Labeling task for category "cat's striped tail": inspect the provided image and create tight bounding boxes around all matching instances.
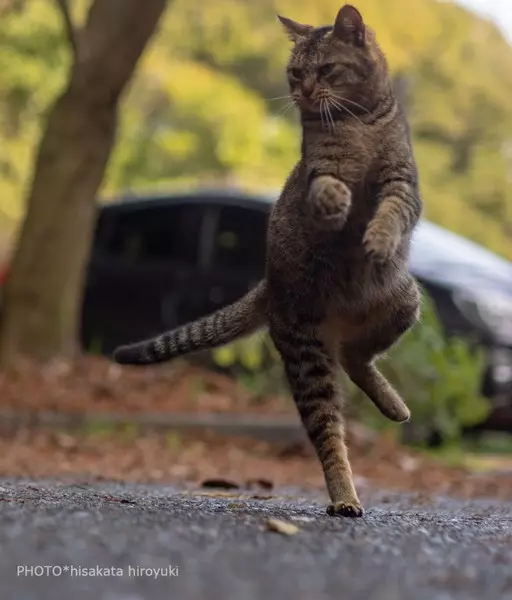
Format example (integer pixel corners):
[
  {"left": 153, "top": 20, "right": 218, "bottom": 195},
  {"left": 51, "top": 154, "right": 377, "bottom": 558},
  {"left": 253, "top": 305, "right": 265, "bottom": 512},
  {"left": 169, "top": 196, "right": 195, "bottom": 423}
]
[{"left": 112, "top": 280, "right": 267, "bottom": 366}]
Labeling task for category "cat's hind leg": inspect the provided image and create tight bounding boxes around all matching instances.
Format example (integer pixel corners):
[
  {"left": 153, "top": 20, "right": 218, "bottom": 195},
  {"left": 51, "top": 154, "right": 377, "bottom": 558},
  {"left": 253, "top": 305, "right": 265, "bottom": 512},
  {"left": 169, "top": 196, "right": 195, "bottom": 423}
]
[
  {"left": 340, "top": 289, "right": 420, "bottom": 423},
  {"left": 271, "top": 324, "right": 363, "bottom": 517}
]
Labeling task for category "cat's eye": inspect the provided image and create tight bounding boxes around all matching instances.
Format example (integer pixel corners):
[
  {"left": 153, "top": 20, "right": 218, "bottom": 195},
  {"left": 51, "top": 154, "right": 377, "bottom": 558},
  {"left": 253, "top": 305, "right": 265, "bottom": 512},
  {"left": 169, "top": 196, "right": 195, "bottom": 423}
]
[
  {"left": 318, "top": 62, "right": 335, "bottom": 77},
  {"left": 289, "top": 67, "right": 303, "bottom": 80}
]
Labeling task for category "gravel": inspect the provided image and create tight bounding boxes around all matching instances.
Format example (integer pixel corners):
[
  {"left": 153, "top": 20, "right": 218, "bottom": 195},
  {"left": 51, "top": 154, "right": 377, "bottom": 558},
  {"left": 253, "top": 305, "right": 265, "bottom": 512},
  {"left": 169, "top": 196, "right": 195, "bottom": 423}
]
[{"left": 0, "top": 479, "right": 511, "bottom": 600}]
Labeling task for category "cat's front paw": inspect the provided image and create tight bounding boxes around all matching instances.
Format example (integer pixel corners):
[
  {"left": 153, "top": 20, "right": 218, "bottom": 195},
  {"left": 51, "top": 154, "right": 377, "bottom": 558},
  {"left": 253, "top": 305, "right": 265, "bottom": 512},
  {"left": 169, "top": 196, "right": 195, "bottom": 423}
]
[
  {"left": 363, "top": 223, "right": 400, "bottom": 262},
  {"left": 308, "top": 175, "right": 352, "bottom": 230}
]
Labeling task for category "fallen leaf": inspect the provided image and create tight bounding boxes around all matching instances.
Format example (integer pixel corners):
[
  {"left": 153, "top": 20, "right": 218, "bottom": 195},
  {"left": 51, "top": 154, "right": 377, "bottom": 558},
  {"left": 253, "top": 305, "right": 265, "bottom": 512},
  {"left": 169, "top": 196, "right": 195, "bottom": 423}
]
[
  {"left": 398, "top": 456, "right": 420, "bottom": 473},
  {"left": 266, "top": 518, "right": 300, "bottom": 536},
  {"left": 246, "top": 478, "right": 273, "bottom": 491},
  {"left": 200, "top": 478, "right": 240, "bottom": 490}
]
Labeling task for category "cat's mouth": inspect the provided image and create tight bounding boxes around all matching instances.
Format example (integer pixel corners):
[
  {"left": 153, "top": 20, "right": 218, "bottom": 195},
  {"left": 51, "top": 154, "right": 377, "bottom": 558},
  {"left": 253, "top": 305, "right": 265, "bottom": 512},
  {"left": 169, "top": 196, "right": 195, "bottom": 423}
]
[
  {"left": 297, "top": 95, "right": 337, "bottom": 115},
  {"left": 296, "top": 95, "right": 322, "bottom": 111},
  {"left": 297, "top": 94, "right": 369, "bottom": 122}
]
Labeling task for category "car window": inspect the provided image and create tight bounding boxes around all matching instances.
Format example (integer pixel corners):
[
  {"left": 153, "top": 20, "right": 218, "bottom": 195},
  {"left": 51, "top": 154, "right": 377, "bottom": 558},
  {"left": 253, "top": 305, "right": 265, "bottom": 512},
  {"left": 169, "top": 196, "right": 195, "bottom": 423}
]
[
  {"left": 97, "top": 204, "right": 203, "bottom": 265},
  {"left": 213, "top": 205, "right": 267, "bottom": 273}
]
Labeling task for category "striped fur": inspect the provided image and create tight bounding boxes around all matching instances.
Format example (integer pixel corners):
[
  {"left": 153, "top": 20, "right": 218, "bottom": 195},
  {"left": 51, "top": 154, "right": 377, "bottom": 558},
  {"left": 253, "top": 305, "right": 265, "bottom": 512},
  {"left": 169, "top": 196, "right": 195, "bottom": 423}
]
[
  {"left": 266, "top": 4, "right": 422, "bottom": 517},
  {"left": 113, "top": 280, "right": 267, "bottom": 365},
  {"left": 114, "top": 4, "right": 423, "bottom": 518}
]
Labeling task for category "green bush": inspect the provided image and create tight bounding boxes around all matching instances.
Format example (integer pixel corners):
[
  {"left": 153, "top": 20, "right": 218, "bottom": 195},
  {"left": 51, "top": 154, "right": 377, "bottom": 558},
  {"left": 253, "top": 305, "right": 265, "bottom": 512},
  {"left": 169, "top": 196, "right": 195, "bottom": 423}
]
[
  {"left": 347, "top": 292, "right": 491, "bottom": 445},
  {"left": 212, "top": 332, "right": 288, "bottom": 398},
  {"left": 211, "top": 291, "right": 491, "bottom": 446}
]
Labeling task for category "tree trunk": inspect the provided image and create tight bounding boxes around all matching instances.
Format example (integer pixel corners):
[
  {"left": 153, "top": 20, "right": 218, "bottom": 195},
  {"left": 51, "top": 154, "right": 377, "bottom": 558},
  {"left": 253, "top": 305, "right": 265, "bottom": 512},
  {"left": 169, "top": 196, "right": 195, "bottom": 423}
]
[{"left": 0, "top": 0, "right": 168, "bottom": 365}]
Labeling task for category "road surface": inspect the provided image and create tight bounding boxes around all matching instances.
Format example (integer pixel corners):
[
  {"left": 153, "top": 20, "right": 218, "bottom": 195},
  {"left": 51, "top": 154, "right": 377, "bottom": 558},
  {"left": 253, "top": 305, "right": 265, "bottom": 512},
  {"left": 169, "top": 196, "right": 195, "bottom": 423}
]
[{"left": 0, "top": 479, "right": 510, "bottom": 600}]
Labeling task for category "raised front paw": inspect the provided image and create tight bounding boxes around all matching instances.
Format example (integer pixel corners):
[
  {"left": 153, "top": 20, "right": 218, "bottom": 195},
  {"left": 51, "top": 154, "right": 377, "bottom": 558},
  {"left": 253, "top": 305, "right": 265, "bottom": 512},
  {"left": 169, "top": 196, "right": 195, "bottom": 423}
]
[
  {"left": 327, "top": 500, "right": 364, "bottom": 518},
  {"left": 308, "top": 175, "right": 352, "bottom": 230},
  {"left": 363, "top": 223, "right": 400, "bottom": 263}
]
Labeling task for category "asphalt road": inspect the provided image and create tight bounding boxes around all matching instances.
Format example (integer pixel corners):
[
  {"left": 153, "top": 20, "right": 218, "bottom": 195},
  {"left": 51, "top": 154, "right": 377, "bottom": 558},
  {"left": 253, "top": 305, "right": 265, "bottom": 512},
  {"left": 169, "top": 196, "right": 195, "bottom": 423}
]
[{"left": 0, "top": 479, "right": 511, "bottom": 600}]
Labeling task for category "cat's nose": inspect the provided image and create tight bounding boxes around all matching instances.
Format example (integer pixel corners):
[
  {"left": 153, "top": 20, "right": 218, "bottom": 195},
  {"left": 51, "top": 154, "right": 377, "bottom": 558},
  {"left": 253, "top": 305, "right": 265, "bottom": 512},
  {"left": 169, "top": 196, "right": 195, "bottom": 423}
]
[{"left": 301, "top": 78, "right": 315, "bottom": 97}]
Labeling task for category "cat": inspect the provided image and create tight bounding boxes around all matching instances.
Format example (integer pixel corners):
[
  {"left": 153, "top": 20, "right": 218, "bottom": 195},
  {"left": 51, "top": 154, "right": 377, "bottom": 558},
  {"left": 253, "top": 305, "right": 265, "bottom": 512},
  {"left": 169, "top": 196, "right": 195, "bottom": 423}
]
[{"left": 113, "top": 4, "right": 422, "bottom": 518}]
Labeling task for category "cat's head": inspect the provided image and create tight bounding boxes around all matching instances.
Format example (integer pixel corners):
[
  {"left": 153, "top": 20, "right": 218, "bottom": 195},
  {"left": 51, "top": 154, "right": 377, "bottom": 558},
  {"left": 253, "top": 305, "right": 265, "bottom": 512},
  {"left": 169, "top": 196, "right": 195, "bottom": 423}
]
[{"left": 278, "top": 5, "right": 390, "bottom": 118}]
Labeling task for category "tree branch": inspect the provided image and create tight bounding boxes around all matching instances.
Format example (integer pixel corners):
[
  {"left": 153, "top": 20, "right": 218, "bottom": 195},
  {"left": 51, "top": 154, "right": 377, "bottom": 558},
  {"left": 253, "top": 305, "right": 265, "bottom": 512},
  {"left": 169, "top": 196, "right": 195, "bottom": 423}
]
[{"left": 54, "top": 0, "right": 78, "bottom": 57}]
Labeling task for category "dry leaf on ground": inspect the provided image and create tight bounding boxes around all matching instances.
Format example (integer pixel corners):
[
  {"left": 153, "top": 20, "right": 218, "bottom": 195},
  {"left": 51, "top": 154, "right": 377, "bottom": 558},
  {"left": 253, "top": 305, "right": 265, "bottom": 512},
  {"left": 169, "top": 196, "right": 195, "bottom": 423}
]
[
  {"left": 200, "top": 478, "right": 240, "bottom": 490},
  {"left": 266, "top": 518, "right": 300, "bottom": 536}
]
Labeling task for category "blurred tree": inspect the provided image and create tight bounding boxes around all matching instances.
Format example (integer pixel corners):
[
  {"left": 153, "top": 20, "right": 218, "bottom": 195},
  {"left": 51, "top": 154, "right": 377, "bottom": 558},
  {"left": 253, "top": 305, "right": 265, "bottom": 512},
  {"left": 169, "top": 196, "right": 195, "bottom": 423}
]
[
  {"left": 1, "top": 0, "right": 512, "bottom": 258},
  {"left": 0, "top": 1, "right": 68, "bottom": 226},
  {"left": 0, "top": 0, "right": 168, "bottom": 364},
  {"left": 0, "top": 0, "right": 511, "bottom": 363}
]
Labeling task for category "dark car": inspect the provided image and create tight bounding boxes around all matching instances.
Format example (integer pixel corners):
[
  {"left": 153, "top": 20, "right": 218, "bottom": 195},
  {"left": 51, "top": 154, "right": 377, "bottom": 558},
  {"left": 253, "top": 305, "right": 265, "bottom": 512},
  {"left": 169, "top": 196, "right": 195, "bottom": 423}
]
[{"left": 81, "top": 187, "right": 511, "bottom": 429}]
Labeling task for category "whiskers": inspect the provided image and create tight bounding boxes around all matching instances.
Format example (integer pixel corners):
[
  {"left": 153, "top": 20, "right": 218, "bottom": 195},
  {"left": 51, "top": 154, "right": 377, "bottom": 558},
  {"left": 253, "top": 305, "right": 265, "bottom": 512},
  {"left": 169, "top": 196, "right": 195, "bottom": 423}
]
[
  {"left": 275, "top": 101, "right": 294, "bottom": 116},
  {"left": 266, "top": 95, "right": 293, "bottom": 101},
  {"left": 267, "top": 92, "right": 370, "bottom": 128},
  {"left": 331, "top": 94, "right": 370, "bottom": 125},
  {"left": 318, "top": 94, "right": 367, "bottom": 129},
  {"left": 320, "top": 99, "right": 336, "bottom": 132},
  {"left": 318, "top": 93, "right": 370, "bottom": 131},
  {"left": 331, "top": 94, "right": 370, "bottom": 115},
  {"left": 267, "top": 94, "right": 297, "bottom": 117}
]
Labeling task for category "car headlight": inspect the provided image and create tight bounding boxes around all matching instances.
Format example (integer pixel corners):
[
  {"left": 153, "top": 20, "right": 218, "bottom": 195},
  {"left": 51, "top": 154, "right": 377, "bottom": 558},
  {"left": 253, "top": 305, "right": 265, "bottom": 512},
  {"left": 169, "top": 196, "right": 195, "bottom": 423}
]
[{"left": 453, "top": 290, "right": 512, "bottom": 345}]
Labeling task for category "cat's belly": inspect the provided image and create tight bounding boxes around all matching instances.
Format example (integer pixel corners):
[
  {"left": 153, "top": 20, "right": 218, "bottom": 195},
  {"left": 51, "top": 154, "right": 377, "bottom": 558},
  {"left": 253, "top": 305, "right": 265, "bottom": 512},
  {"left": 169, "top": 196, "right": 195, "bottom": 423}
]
[
  {"left": 267, "top": 196, "right": 412, "bottom": 315},
  {"left": 267, "top": 240, "right": 411, "bottom": 315}
]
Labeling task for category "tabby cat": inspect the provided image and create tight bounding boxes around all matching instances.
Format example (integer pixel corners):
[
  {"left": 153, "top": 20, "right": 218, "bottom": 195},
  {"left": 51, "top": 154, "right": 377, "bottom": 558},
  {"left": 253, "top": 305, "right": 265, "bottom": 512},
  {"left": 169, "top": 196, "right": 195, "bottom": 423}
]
[{"left": 114, "top": 4, "right": 422, "bottom": 517}]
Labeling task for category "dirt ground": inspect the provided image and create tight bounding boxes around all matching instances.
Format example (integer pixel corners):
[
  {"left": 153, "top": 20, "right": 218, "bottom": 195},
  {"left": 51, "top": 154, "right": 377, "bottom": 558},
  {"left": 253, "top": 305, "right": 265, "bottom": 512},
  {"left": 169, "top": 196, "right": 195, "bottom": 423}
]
[
  {"left": 0, "top": 427, "right": 510, "bottom": 501},
  {"left": 0, "top": 357, "right": 511, "bottom": 501},
  {"left": 0, "top": 357, "right": 293, "bottom": 415}
]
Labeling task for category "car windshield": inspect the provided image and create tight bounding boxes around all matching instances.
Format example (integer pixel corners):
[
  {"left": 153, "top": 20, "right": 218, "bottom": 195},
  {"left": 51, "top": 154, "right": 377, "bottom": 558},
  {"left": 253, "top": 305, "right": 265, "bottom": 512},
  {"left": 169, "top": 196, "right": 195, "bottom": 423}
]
[{"left": 410, "top": 221, "right": 512, "bottom": 279}]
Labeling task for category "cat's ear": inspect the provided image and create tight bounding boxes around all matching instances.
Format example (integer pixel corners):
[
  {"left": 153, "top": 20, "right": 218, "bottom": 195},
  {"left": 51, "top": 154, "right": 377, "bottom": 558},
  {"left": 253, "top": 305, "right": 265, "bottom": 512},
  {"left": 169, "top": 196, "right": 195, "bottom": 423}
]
[
  {"left": 333, "top": 5, "right": 366, "bottom": 46},
  {"left": 277, "top": 15, "right": 312, "bottom": 42}
]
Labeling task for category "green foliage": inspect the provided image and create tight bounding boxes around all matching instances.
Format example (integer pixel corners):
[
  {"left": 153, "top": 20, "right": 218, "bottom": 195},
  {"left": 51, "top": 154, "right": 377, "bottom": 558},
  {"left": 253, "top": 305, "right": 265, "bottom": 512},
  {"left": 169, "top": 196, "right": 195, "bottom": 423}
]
[
  {"left": 0, "top": 1, "right": 68, "bottom": 222},
  {"left": 355, "top": 292, "right": 491, "bottom": 445},
  {"left": 1, "top": 0, "right": 512, "bottom": 260},
  {"left": 212, "top": 332, "right": 288, "bottom": 397},
  {"left": 464, "top": 432, "right": 512, "bottom": 456}
]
